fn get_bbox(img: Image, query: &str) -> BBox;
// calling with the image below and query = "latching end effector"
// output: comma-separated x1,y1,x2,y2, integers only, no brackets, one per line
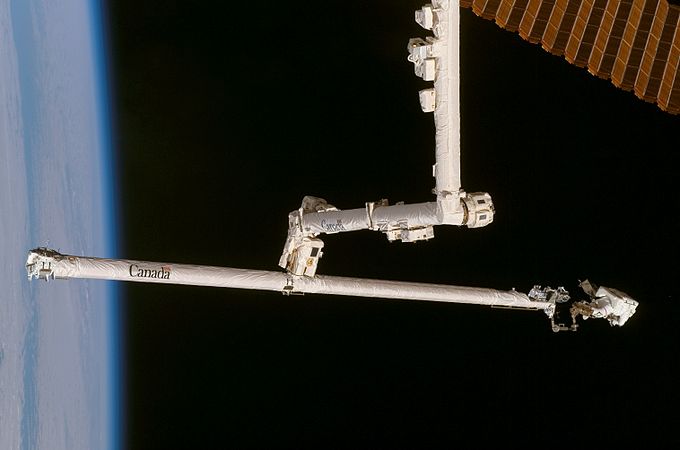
26,247,64,281
279,196,333,277
279,234,324,278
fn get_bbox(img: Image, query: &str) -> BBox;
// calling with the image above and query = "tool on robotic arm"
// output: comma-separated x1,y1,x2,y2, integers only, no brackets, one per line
528,281,639,332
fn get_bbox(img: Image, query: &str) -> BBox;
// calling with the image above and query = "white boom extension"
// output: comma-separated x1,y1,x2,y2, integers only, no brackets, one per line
279,1,493,277
27,248,639,332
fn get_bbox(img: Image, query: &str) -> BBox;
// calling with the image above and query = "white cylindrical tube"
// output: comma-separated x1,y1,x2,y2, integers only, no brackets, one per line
300,202,442,237
296,275,538,308
26,249,551,311
432,1,461,196
372,202,440,229
301,207,370,235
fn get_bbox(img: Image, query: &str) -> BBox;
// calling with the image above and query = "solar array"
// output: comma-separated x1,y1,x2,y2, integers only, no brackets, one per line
462,0,680,114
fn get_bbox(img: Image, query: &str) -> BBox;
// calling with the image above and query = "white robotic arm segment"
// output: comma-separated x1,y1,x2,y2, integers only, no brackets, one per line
27,249,639,331
27,248,555,312
279,191,495,275
279,199,441,275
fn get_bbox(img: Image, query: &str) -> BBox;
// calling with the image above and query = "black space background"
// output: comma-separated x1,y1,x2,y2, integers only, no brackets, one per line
106,1,679,448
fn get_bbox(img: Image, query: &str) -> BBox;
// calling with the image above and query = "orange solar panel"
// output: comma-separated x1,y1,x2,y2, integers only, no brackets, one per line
564,0,609,66
588,0,635,78
657,13,680,111
611,0,659,90
462,0,680,113
472,0,504,19
635,1,674,100
496,0,531,31
519,0,557,42
542,0,584,54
